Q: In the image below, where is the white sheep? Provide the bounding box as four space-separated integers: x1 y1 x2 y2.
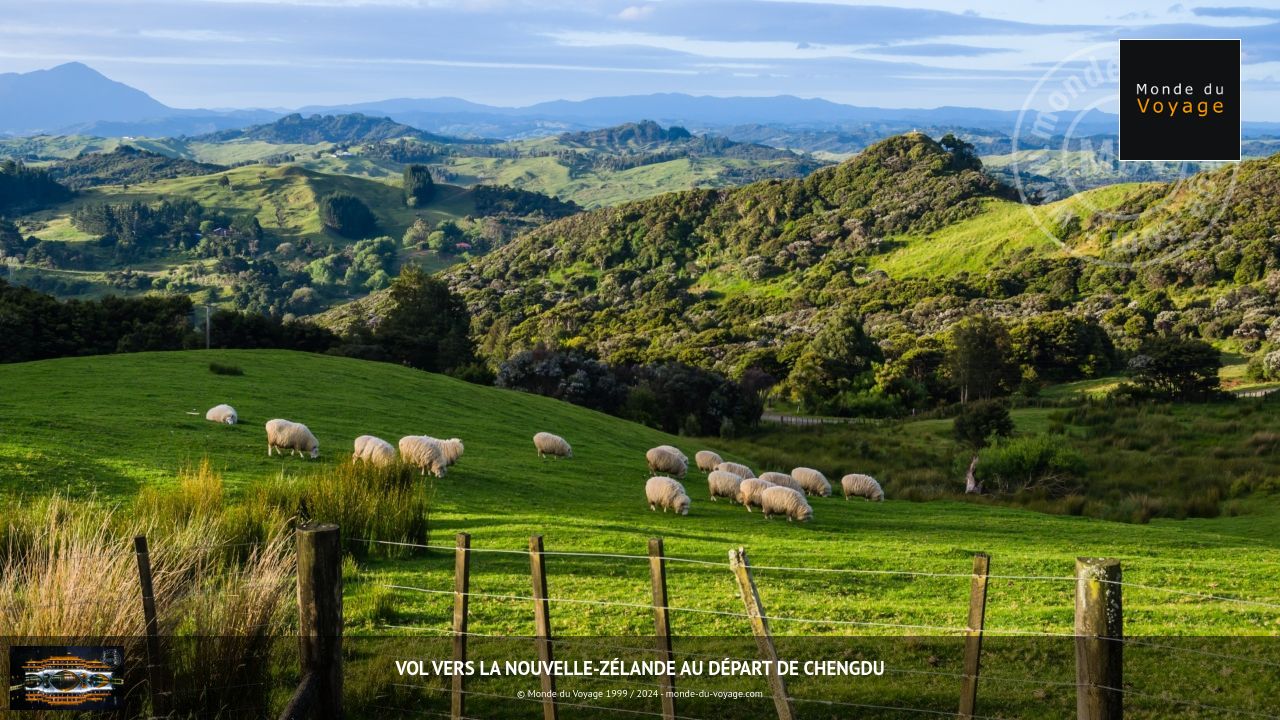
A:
265 419 319 459
759 471 804 493
737 477 776 512
205 404 238 425
399 435 448 477
707 470 743 503
645 476 691 515
695 450 723 473
656 445 689 463
439 438 465 466
841 474 884 502
791 467 832 497
760 486 813 522
533 432 573 459
353 435 396 467
647 446 688 478
716 461 756 479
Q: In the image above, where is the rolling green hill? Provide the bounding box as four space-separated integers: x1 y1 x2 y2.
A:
1 348 1278 645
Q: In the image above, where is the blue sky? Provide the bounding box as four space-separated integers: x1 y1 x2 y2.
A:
1 0 1279 118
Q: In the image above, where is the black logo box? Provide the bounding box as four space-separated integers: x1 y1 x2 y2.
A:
1119 39 1241 162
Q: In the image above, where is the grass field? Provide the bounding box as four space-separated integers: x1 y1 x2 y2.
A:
868 184 1151 279
1 349 1278 643
3 349 1278 718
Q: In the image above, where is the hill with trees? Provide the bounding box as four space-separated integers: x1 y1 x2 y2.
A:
446 132 1280 416
196 113 473 145
48 146 226 189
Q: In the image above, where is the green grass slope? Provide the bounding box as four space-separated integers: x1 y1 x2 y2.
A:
1 350 1278 641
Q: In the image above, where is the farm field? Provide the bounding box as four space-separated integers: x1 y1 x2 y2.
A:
2 349 1278 643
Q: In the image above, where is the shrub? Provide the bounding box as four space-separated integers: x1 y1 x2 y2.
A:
971 435 1087 496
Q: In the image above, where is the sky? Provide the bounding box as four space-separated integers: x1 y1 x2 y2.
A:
1 0 1279 118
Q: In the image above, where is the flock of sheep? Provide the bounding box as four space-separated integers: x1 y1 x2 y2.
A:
205 404 465 476
204 407 882 524
641 446 883 523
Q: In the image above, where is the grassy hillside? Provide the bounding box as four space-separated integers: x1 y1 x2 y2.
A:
1 349 1278 644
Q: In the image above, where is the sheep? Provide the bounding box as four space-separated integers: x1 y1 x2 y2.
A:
716 461 756 479
205 404 238 425
737 477 776 512
439 438 465 466
695 450 723 473
265 419 319 459
707 470 743 503
791 467 832 497
646 446 688 478
645 476 690 515
759 471 804 493
533 432 573 459
399 435 449 477
841 473 884 502
656 445 688 463
353 435 396 467
760 486 813 522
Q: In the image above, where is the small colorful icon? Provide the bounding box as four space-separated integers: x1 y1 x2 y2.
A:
9 645 125 710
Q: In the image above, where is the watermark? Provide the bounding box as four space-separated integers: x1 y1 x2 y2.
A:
1011 42 1239 270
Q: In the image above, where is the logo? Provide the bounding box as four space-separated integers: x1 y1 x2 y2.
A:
1120 39 1241 161
8 645 126 711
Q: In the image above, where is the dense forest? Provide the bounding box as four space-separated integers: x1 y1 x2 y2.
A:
0 160 72 214
197 113 475 145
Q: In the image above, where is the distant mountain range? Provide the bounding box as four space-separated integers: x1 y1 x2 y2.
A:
5 62 1280 143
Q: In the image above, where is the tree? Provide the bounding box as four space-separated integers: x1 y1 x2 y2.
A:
953 399 1014 493
944 314 1020 403
318 192 377 239
373 265 476 372
1127 336 1221 401
403 164 434 207
787 307 881 412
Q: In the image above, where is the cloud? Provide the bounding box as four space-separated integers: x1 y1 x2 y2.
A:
1192 6 1280 19
868 43 1014 57
618 5 654 21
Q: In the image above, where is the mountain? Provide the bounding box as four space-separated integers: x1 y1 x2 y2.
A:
0 63 173 134
195 113 472 145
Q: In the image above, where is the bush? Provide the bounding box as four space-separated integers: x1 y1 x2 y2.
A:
971 435 1087 496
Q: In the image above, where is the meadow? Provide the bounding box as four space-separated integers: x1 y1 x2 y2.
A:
3 350 1279 717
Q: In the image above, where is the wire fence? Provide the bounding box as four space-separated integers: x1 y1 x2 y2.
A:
353 534 1280 720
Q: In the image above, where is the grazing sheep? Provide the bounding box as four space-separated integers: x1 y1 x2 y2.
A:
791 467 832 497
206 404 238 425
737 477 776 512
533 432 573 459
656 445 689 463
646 446 688 478
760 486 813 522
695 450 723 473
399 435 449 477
707 470 743 503
645 476 691 515
759 471 804 493
716 461 756 479
841 474 884 502
439 438 465 466
265 419 319 459
353 435 396 467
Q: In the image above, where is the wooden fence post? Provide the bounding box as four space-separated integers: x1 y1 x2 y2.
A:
1075 558 1122 720
529 535 558 720
648 538 677 720
296 523 343 720
452 533 471 720
133 535 168 718
958 552 990 719
728 547 795 720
